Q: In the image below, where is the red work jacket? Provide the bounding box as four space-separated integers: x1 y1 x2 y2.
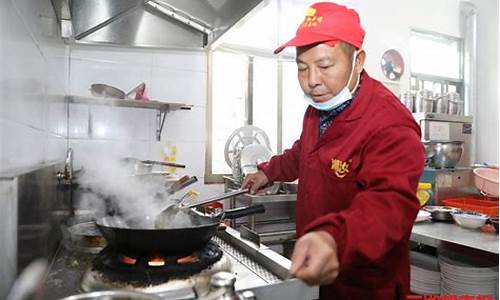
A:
259 72 424 300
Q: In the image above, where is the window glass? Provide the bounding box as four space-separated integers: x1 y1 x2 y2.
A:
252 57 278 154
410 31 461 79
282 61 308 151
211 52 248 174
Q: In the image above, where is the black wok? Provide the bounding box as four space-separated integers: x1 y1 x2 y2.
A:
95 205 265 256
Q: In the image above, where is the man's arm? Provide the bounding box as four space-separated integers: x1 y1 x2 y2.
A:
258 138 302 182
294 125 423 283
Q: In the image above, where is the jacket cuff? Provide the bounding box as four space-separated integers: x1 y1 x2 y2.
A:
303 218 346 264
257 161 275 182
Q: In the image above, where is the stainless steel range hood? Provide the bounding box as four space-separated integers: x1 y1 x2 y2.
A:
51 0 264 49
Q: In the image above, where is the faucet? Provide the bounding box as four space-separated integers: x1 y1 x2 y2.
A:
65 148 74 180
57 148 74 183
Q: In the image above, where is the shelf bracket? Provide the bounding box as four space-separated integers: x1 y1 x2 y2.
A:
156 109 167 141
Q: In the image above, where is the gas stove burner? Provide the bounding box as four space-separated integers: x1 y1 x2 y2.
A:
92 241 223 285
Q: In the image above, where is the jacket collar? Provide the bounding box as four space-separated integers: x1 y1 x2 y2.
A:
312 70 374 123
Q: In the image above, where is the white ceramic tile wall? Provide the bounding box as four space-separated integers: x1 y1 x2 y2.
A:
68 104 90 139
0 0 68 294
0 0 67 174
70 139 150 170
0 119 47 170
157 106 207 142
471 0 499 164
150 67 207 107
68 46 218 191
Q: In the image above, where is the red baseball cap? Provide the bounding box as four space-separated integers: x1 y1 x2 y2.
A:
274 2 365 54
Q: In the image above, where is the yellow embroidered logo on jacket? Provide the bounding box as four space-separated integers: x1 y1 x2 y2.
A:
300 7 323 28
331 159 350 178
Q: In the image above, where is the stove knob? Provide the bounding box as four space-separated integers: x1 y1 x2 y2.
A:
210 271 237 288
238 290 257 300
210 272 240 300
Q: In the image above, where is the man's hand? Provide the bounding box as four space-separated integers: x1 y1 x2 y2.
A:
241 171 269 194
290 231 340 286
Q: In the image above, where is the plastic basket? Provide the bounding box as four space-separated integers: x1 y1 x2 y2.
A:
442 196 499 217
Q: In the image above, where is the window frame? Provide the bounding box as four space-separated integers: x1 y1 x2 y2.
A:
205 46 295 184
409 29 465 100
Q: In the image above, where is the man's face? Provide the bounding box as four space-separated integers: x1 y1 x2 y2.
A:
296 43 354 103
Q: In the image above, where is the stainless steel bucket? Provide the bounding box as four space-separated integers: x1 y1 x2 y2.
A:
415 90 435 113
448 100 464 115
435 94 448 114
400 91 414 112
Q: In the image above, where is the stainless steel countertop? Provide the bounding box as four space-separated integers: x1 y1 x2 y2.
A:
411 221 499 254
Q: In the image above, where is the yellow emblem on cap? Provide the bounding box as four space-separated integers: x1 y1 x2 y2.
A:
331 159 350 178
301 7 323 28
305 7 316 16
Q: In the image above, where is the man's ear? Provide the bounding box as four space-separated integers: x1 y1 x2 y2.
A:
355 49 366 73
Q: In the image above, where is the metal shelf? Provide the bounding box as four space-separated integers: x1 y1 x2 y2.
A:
65 95 192 141
411 221 499 254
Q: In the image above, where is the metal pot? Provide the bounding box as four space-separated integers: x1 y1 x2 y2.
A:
400 91 414 112
282 182 298 194
448 100 464 115
446 92 463 115
434 94 448 114
89 84 125 99
415 90 435 113
423 206 460 222
423 140 464 168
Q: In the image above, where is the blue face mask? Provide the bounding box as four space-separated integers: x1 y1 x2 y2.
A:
304 50 360 111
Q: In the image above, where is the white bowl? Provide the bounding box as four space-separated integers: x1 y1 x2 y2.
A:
415 210 431 223
451 212 488 229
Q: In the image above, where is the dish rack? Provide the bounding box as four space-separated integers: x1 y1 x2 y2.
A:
442 196 499 217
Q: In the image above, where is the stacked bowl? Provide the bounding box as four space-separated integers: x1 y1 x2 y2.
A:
410 251 441 295
439 251 498 298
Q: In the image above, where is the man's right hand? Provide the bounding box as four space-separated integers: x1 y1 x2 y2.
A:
241 170 269 194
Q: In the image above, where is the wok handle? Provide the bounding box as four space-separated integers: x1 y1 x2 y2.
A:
223 205 265 219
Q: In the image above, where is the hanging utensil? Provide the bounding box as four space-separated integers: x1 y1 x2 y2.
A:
89 84 125 99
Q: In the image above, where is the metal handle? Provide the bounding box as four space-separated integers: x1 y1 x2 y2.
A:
223 205 265 220
182 189 250 209
175 176 198 192
166 175 197 194
141 160 186 168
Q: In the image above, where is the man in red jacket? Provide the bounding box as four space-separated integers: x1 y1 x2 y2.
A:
242 2 424 299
